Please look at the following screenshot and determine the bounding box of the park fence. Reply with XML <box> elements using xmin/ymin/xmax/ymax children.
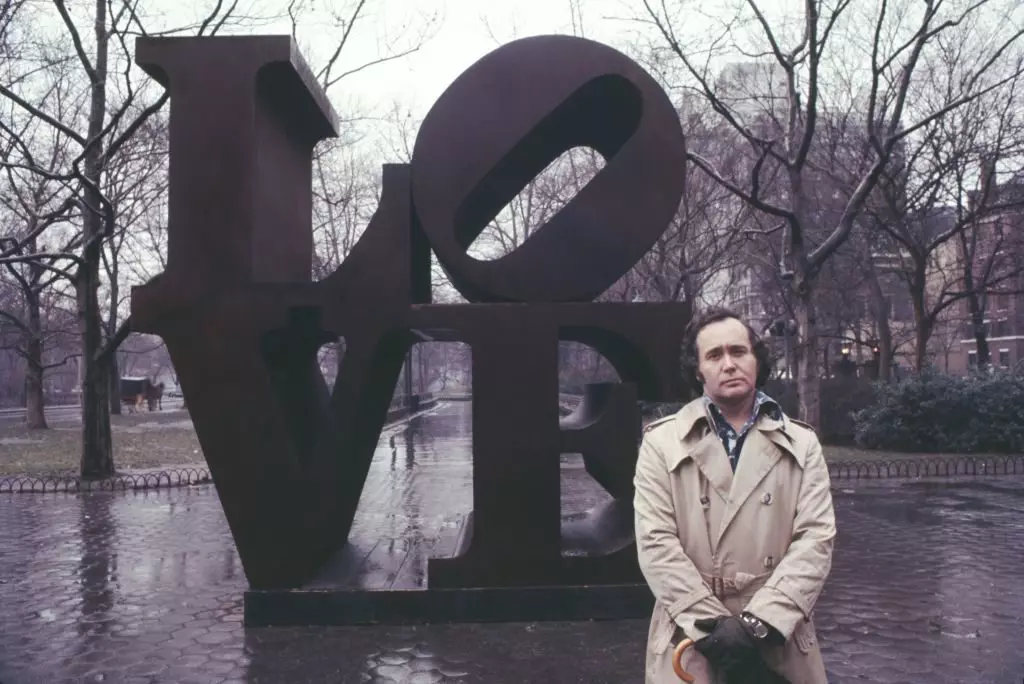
<box><xmin>2</xmin><ymin>455</ymin><xmax>1024</xmax><ymax>494</ymax></box>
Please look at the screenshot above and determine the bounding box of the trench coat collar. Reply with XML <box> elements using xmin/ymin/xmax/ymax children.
<box><xmin>666</xmin><ymin>398</ymin><xmax>806</xmax><ymax>474</ymax></box>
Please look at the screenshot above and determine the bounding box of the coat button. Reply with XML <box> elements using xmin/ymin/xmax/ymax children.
<box><xmin>699</xmin><ymin>495</ymin><xmax>711</xmax><ymax>507</ymax></box>
<box><xmin>761</xmin><ymin>492</ymin><xmax>773</xmax><ymax>505</ymax></box>
<box><xmin>764</xmin><ymin>555</ymin><xmax>775</xmax><ymax>568</ymax></box>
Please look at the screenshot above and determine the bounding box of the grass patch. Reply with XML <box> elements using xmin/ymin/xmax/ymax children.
<box><xmin>0</xmin><ymin>408</ymin><xmax>205</xmax><ymax>477</ymax></box>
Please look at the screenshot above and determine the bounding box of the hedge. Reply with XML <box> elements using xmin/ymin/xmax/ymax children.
<box><xmin>852</xmin><ymin>370</ymin><xmax>1024</xmax><ymax>453</ymax></box>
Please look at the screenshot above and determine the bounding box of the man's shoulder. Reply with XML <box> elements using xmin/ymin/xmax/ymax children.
<box><xmin>642</xmin><ymin>398</ymin><xmax>705</xmax><ymax>437</ymax></box>
<box><xmin>787</xmin><ymin>417</ymin><xmax>817</xmax><ymax>435</ymax></box>
<box><xmin>779</xmin><ymin>415</ymin><xmax>824</xmax><ymax>466</ymax></box>
<box><xmin>643</xmin><ymin>414</ymin><xmax>675</xmax><ymax>435</ymax></box>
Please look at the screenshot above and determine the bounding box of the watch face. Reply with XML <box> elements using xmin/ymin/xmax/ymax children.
<box><xmin>745</xmin><ymin>615</ymin><xmax>768</xmax><ymax>638</ymax></box>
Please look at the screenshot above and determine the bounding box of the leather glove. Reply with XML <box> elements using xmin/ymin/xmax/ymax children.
<box><xmin>694</xmin><ymin>616</ymin><xmax>792</xmax><ymax>684</ymax></box>
<box><xmin>693</xmin><ymin>616</ymin><xmax>759</xmax><ymax>677</ymax></box>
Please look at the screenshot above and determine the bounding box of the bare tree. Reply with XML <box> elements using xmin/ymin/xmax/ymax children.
<box><xmin>616</xmin><ymin>102</ymin><xmax>750</xmax><ymax>312</ymax></box>
<box><xmin>0</xmin><ymin>0</ymin><xmax>255</xmax><ymax>477</ymax></box>
<box><xmin>299</xmin><ymin>0</ymin><xmax>439</xmax><ymax>381</ymax></box>
<box><xmin>870</xmin><ymin>67</ymin><xmax>1024</xmax><ymax>371</ymax></box>
<box><xmin>0</xmin><ymin>0</ymin><xmax>26</xmax><ymax>56</ymax></box>
<box><xmin>0</xmin><ymin>65</ymin><xmax>80</xmax><ymax>427</ymax></box>
<box><xmin>634</xmin><ymin>0</ymin><xmax>1024</xmax><ymax>427</ymax></box>
<box><xmin>99</xmin><ymin>109</ymin><xmax>168</xmax><ymax>415</ymax></box>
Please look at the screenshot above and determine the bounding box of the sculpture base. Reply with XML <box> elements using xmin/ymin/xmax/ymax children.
<box><xmin>243</xmin><ymin>510</ymin><xmax>653</xmax><ymax>626</ymax></box>
<box><xmin>244</xmin><ymin>583</ymin><xmax>654</xmax><ymax>626</ymax></box>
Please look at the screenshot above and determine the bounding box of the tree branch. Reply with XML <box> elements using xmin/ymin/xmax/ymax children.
<box><xmin>0</xmin><ymin>309</ymin><xmax>30</xmax><ymax>336</ymax></box>
<box><xmin>316</xmin><ymin>0</ymin><xmax>368</xmax><ymax>88</ymax></box>
<box><xmin>792</xmin><ymin>0</ymin><xmax>820</xmax><ymax>170</ymax></box>
<box><xmin>52</xmin><ymin>0</ymin><xmax>97</xmax><ymax>82</ymax></box>
<box><xmin>95</xmin><ymin>315</ymin><xmax>130</xmax><ymax>363</ymax></box>
<box><xmin>0</xmin><ymin>84</ymin><xmax>86</xmax><ymax>146</ymax></box>
<box><xmin>687</xmin><ymin>151</ymin><xmax>793</xmax><ymax>219</ymax></box>
<box><xmin>0</xmin><ymin>252</ymin><xmax>82</xmax><ymax>275</ymax></box>
<box><xmin>42</xmin><ymin>352</ymin><xmax>81</xmax><ymax>371</ymax></box>
<box><xmin>324</xmin><ymin>48</ymin><xmax>424</xmax><ymax>90</ymax></box>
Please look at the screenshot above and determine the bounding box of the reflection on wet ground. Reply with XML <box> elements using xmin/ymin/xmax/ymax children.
<box><xmin>0</xmin><ymin>401</ymin><xmax>1022</xmax><ymax>683</ymax></box>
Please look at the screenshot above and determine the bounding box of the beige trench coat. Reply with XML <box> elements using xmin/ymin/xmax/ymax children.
<box><xmin>634</xmin><ymin>399</ymin><xmax>836</xmax><ymax>684</ymax></box>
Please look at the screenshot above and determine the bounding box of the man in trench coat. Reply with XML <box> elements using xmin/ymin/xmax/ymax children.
<box><xmin>635</xmin><ymin>308</ymin><xmax>836</xmax><ymax>684</ymax></box>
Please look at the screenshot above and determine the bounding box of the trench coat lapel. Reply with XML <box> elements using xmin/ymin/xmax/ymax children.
<box><xmin>687</xmin><ymin>429</ymin><xmax>733</xmax><ymax>503</ymax></box>
<box><xmin>716</xmin><ymin>428</ymin><xmax>782</xmax><ymax>546</ymax></box>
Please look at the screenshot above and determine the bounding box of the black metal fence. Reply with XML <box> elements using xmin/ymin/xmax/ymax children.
<box><xmin>828</xmin><ymin>455</ymin><xmax>1024</xmax><ymax>479</ymax></box>
<box><xmin>1</xmin><ymin>455</ymin><xmax>1022</xmax><ymax>494</ymax></box>
<box><xmin>0</xmin><ymin>467</ymin><xmax>212</xmax><ymax>493</ymax></box>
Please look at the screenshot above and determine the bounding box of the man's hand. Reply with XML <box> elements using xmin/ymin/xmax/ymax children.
<box><xmin>693</xmin><ymin>616</ymin><xmax>759</xmax><ymax>675</ymax></box>
<box><xmin>693</xmin><ymin>616</ymin><xmax>791</xmax><ymax>684</ymax></box>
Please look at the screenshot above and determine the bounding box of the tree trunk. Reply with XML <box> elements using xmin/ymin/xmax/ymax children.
<box><xmin>24</xmin><ymin>287</ymin><xmax>47</xmax><ymax>429</ymax></box>
<box><xmin>107</xmin><ymin>233</ymin><xmax>121</xmax><ymax>415</ymax></box>
<box><xmin>959</xmin><ymin>228</ymin><xmax>990</xmax><ymax>370</ymax></box>
<box><xmin>909</xmin><ymin>261</ymin><xmax>930</xmax><ymax>372</ymax></box>
<box><xmin>790</xmin><ymin>172</ymin><xmax>820</xmax><ymax>430</ymax></box>
<box><xmin>864</xmin><ymin>254</ymin><xmax>893</xmax><ymax>382</ymax></box>
<box><xmin>914</xmin><ymin>317</ymin><xmax>934</xmax><ymax>375</ymax></box>
<box><xmin>79</xmin><ymin>0</ymin><xmax>113</xmax><ymax>479</ymax></box>
<box><xmin>967</xmin><ymin>294</ymin><xmax>991</xmax><ymax>370</ymax></box>
<box><xmin>108</xmin><ymin>353</ymin><xmax>121</xmax><ymax>415</ymax></box>
<box><xmin>106</xmin><ymin>290</ymin><xmax>121</xmax><ymax>416</ymax></box>
<box><xmin>794</xmin><ymin>280</ymin><xmax>821</xmax><ymax>430</ymax></box>
<box><xmin>78</xmin><ymin>259</ymin><xmax>113</xmax><ymax>478</ymax></box>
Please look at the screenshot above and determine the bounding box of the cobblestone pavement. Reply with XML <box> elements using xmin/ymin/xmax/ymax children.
<box><xmin>1</xmin><ymin>401</ymin><xmax>1022</xmax><ymax>684</ymax></box>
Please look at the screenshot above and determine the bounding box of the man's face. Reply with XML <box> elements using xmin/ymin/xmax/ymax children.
<box><xmin>695</xmin><ymin>317</ymin><xmax>758</xmax><ymax>406</ymax></box>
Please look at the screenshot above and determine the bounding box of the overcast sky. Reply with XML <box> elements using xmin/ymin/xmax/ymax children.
<box><xmin>289</xmin><ymin>0</ymin><xmax>640</xmax><ymax>120</ymax></box>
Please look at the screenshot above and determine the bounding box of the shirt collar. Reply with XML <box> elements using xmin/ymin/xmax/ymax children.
<box><xmin>703</xmin><ymin>390</ymin><xmax>781</xmax><ymax>436</ymax></box>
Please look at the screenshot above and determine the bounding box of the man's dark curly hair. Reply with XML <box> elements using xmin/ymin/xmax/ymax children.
<box><xmin>680</xmin><ymin>307</ymin><xmax>772</xmax><ymax>395</ymax></box>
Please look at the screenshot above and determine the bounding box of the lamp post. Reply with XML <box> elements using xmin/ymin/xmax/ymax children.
<box><xmin>838</xmin><ymin>345</ymin><xmax>855</xmax><ymax>378</ymax></box>
<box><xmin>769</xmin><ymin>318</ymin><xmax>798</xmax><ymax>379</ymax></box>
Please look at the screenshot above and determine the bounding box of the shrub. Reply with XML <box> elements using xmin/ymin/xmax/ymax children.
<box><xmin>852</xmin><ymin>369</ymin><xmax>1024</xmax><ymax>453</ymax></box>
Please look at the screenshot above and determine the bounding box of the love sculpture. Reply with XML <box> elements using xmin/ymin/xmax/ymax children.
<box><xmin>131</xmin><ymin>34</ymin><xmax>692</xmax><ymax>625</ymax></box>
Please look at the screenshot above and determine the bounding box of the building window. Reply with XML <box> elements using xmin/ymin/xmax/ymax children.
<box><xmin>963</xmin><ymin>320</ymin><xmax>987</xmax><ymax>338</ymax></box>
<box><xmin>1000</xmin><ymin>349</ymin><xmax>1010</xmax><ymax>368</ymax></box>
<box><xmin>894</xmin><ymin>294</ymin><xmax>913</xmax><ymax>322</ymax></box>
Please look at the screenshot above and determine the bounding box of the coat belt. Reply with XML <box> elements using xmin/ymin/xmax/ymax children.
<box><xmin>700</xmin><ymin>571</ymin><xmax>772</xmax><ymax>599</ymax></box>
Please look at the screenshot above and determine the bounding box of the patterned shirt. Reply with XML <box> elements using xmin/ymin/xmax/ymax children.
<box><xmin>703</xmin><ymin>390</ymin><xmax>783</xmax><ymax>472</ymax></box>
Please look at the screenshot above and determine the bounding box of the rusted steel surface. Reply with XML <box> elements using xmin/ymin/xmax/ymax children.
<box><xmin>131</xmin><ymin>33</ymin><xmax>691</xmax><ymax>592</ymax></box>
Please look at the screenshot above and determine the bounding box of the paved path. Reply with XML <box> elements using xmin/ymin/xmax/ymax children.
<box><xmin>0</xmin><ymin>399</ymin><xmax>186</xmax><ymax>429</ymax></box>
<box><xmin>0</xmin><ymin>401</ymin><xmax>1022</xmax><ymax>683</ymax></box>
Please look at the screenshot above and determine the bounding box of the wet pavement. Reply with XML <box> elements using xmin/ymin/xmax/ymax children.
<box><xmin>1</xmin><ymin>400</ymin><xmax>1023</xmax><ymax>683</ymax></box>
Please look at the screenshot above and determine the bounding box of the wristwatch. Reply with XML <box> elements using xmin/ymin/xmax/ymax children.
<box><xmin>740</xmin><ymin>612</ymin><xmax>770</xmax><ymax>640</ymax></box>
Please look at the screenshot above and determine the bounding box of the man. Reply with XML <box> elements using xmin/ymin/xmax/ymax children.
<box><xmin>634</xmin><ymin>308</ymin><xmax>836</xmax><ymax>684</ymax></box>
